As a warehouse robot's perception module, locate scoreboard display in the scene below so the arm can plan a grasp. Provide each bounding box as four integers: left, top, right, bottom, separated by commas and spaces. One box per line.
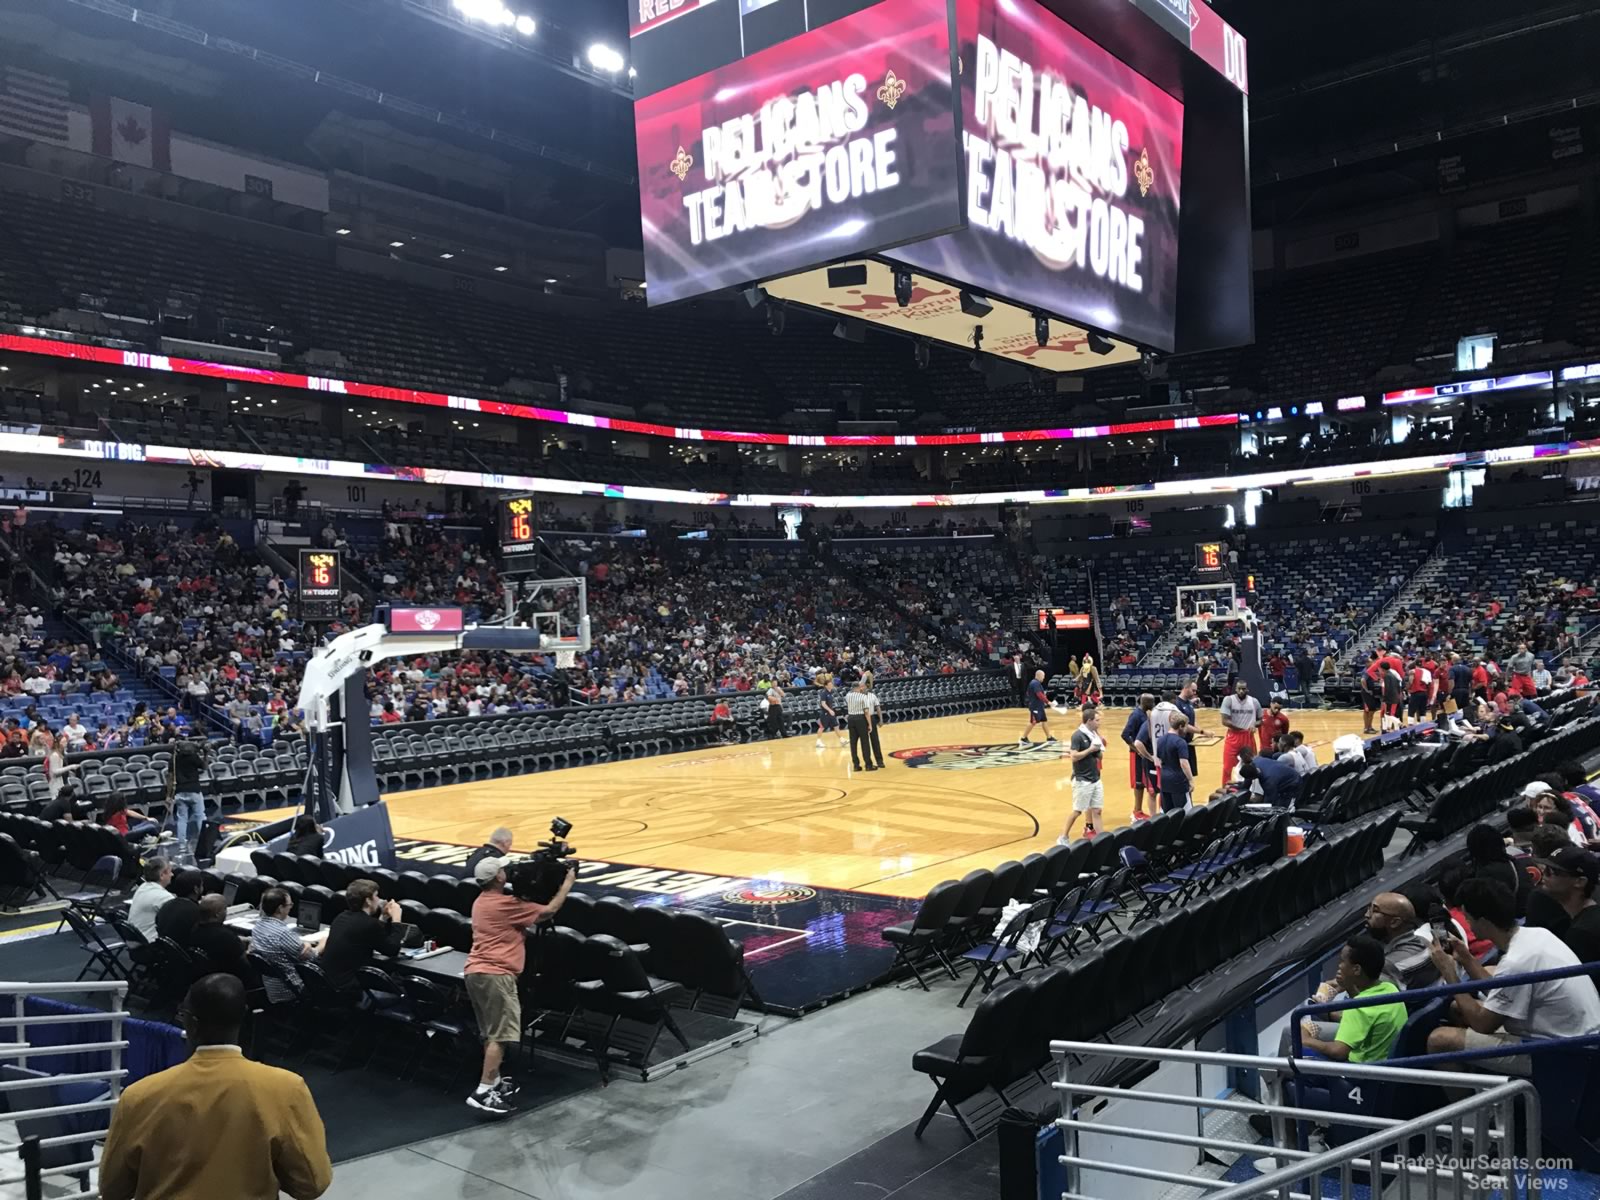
298, 549, 342, 618
499, 495, 540, 565
1195, 541, 1225, 574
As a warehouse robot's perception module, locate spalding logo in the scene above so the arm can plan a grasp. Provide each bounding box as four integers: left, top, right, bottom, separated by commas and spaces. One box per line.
892, 743, 1066, 770
327, 839, 382, 866
415, 609, 441, 631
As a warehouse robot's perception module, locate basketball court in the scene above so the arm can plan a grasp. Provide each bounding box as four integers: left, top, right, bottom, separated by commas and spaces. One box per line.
356, 703, 1363, 898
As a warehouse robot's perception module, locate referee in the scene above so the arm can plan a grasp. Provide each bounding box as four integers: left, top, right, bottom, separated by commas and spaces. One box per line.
863, 672, 887, 769
846, 681, 874, 772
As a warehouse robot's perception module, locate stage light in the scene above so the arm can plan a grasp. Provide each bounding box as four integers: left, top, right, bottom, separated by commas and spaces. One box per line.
439, 252, 455, 259
494, 265, 508, 272
1087, 333, 1114, 356
971, 324, 984, 352
543, 277, 558, 284
893, 268, 913, 308
914, 341, 930, 369
1033, 313, 1049, 348
588, 44, 625, 73
742, 285, 768, 309
514, 14, 536, 35
389, 240, 405, 248
833, 320, 864, 344
334, 228, 351, 236
959, 290, 992, 318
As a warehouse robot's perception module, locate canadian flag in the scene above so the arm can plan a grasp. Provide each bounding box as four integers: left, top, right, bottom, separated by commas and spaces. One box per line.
90, 95, 170, 171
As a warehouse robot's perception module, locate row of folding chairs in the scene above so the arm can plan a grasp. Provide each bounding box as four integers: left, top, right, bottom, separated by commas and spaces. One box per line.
911, 815, 1400, 1139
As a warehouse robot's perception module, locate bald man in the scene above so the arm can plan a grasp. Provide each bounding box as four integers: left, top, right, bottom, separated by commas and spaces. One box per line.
1366, 890, 1440, 992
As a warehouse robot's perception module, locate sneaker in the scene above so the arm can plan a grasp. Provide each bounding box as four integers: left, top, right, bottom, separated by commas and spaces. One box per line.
467, 1086, 514, 1116
1056, 836, 1072, 847
815, 739, 825, 748
1084, 824, 1096, 836
1248, 1113, 1274, 1140
1133, 811, 1150, 821
494, 1075, 519, 1099
1018, 737, 1030, 746
1045, 736, 1058, 744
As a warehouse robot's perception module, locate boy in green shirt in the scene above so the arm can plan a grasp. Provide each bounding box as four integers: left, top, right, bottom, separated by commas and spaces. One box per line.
1300, 935, 1408, 1063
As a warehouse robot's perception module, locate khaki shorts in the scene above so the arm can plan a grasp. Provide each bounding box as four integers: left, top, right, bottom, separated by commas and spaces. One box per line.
465, 972, 522, 1045
1071, 778, 1104, 812
1460, 1028, 1531, 1076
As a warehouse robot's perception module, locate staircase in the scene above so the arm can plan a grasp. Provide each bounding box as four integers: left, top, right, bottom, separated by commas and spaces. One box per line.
1339, 543, 1448, 667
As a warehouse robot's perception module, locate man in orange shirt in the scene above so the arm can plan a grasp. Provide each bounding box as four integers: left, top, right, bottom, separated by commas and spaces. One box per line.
463, 855, 574, 1115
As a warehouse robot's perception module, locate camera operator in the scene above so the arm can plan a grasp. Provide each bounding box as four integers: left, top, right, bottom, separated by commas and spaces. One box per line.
464, 827, 514, 876
464, 855, 574, 1117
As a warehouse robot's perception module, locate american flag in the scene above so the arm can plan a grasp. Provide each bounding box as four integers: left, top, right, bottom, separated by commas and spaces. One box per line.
0, 66, 70, 145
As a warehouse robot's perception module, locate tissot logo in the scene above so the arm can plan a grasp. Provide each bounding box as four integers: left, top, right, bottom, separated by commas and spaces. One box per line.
892, 743, 1065, 770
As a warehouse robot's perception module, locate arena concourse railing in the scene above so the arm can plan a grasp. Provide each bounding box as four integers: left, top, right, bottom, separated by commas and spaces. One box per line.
0, 980, 130, 1198
1048, 1041, 1544, 1200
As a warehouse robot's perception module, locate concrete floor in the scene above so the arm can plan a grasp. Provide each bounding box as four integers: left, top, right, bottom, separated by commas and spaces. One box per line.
319, 976, 971, 1200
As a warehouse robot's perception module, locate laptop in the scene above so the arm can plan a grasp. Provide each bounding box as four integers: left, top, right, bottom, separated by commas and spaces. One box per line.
222, 879, 239, 907
297, 900, 322, 932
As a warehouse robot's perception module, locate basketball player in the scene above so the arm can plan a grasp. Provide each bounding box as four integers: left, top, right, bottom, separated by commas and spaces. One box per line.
1121, 694, 1156, 818
1061, 704, 1104, 843
1140, 691, 1181, 811
1075, 655, 1102, 707
1018, 669, 1056, 746
1219, 680, 1262, 785
1381, 660, 1405, 728
816, 674, 846, 748
1259, 697, 1290, 750
1405, 657, 1433, 725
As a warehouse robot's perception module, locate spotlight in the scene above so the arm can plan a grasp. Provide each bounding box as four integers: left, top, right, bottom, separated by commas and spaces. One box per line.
514, 13, 536, 35
587, 44, 625, 73
971, 324, 984, 352
766, 305, 785, 336
1033, 313, 1049, 348
893, 268, 913, 308
833, 320, 864, 344
742, 285, 768, 309
914, 341, 930, 369
959, 290, 992, 318
1087, 332, 1114, 356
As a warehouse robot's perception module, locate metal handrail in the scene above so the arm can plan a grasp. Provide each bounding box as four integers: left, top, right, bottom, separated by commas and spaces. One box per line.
1048, 1039, 1542, 1200
0, 981, 129, 1192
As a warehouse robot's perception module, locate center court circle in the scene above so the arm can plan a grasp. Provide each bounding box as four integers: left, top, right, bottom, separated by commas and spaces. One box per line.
892, 743, 1068, 770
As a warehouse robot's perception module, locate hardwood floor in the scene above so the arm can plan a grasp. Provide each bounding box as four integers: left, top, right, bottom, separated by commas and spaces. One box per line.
363, 705, 1366, 898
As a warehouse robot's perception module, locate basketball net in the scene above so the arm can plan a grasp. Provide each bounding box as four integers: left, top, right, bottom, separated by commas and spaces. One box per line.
555, 649, 577, 669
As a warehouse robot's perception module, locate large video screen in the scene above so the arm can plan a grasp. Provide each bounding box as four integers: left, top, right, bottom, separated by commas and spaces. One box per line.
889, 0, 1186, 351
633, 0, 963, 306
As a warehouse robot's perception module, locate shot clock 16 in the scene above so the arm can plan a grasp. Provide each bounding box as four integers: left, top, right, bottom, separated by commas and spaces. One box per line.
297, 549, 342, 618
499, 495, 541, 563
1195, 541, 1225, 574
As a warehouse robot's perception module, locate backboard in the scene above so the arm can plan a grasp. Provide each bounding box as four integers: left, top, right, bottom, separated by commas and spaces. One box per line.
1176, 582, 1247, 631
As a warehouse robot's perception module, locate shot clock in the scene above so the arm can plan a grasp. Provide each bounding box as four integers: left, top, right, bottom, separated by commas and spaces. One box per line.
499, 494, 541, 566
298, 549, 342, 619
1195, 541, 1225, 574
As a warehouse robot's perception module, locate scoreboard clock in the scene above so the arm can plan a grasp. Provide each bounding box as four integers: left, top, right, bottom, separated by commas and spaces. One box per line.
1195, 541, 1225, 574
499, 495, 540, 566
298, 549, 342, 618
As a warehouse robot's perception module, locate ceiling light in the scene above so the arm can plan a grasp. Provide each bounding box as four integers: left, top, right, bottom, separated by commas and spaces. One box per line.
543, 277, 558, 284
587, 43, 625, 73
389, 240, 405, 248
514, 13, 536, 35
494, 266, 508, 272
439, 252, 455, 260
335, 228, 352, 236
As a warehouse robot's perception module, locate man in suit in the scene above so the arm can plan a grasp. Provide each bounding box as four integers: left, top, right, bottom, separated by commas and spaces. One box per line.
99, 973, 332, 1200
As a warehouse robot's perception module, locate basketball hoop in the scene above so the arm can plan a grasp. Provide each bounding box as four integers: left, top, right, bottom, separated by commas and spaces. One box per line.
555, 649, 577, 669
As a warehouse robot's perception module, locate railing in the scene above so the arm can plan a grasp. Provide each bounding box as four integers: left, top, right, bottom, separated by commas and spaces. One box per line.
0, 980, 130, 1196
1049, 1041, 1541, 1200
1338, 542, 1445, 667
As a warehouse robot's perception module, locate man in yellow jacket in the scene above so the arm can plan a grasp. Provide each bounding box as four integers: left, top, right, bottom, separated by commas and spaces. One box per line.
99, 973, 332, 1200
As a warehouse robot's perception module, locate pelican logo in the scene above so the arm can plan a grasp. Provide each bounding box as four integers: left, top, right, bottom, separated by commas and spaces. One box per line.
669, 145, 694, 182
722, 883, 818, 905
893, 743, 1063, 770
876, 70, 907, 110
414, 609, 441, 631
1134, 147, 1155, 197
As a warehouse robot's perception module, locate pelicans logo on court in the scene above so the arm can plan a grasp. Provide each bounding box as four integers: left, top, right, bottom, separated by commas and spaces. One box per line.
722, 884, 818, 906
893, 743, 1064, 770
